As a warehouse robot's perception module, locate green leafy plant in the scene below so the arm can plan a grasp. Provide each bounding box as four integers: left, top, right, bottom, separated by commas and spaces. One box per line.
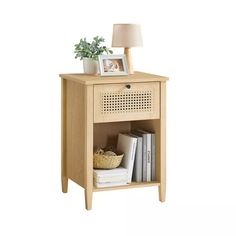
74, 36, 113, 60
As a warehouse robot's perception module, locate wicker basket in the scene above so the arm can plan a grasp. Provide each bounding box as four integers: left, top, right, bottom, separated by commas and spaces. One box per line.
93, 150, 124, 169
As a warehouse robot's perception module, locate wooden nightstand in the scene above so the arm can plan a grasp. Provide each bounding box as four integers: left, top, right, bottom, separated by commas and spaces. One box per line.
60, 72, 168, 210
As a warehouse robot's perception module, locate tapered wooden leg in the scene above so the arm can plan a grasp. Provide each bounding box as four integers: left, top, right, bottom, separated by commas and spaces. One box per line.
62, 176, 68, 193
85, 188, 93, 210
159, 184, 166, 202
158, 82, 166, 202
61, 78, 68, 193
84, 85, 94, 210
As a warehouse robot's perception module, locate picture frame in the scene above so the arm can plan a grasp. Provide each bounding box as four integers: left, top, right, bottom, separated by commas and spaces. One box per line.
98, 54, 129, 76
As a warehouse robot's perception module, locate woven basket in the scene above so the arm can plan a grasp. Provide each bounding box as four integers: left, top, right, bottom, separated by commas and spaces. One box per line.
93, 153, 124, 169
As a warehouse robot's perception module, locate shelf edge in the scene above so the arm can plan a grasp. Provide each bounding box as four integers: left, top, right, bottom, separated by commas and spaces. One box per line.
93, 181, 160, 192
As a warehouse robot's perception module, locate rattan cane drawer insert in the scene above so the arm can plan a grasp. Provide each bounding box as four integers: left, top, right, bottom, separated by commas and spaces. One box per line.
94, 82, 160, 123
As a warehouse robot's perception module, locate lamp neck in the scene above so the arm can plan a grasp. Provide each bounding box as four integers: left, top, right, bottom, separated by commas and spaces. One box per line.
124, 48, 134, 74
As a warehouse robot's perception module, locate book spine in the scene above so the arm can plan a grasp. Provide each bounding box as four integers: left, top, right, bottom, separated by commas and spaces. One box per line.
133, 137, 142, 182
151, 133, 156, 181
142, 134, 147, 182
146, 134, 151, 182
127, 139, 137, 183
137, 137, 143, 182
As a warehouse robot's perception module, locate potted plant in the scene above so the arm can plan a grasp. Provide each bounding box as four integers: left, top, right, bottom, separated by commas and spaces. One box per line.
74, 36, 113, 74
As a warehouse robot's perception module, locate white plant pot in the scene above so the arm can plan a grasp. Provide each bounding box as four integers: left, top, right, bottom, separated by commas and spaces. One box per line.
83, 58, 98, 74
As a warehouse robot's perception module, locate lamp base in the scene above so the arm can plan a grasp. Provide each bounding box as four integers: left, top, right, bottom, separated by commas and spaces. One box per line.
124, 48, 134, 74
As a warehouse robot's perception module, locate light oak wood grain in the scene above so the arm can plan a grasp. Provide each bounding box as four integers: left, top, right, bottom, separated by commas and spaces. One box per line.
84, 85, 94, 210
94, 181, 160, 192
61, 78, 68, 193
66, 80, 85, 187
159, 82, 166, 202
60, 71, 168, 85
124, 48, 134, 74
60, 72, 168, 209
94, 122, 131, 149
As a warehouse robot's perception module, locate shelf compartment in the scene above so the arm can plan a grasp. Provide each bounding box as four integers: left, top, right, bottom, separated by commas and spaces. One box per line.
93, 120, 161, 184
93, 181, 160, 192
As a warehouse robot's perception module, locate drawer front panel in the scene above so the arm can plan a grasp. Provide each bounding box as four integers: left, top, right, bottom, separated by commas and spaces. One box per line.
94, 82, 160, 123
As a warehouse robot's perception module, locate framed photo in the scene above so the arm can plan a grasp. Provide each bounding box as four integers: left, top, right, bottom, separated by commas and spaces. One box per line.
98, 54, 129, 76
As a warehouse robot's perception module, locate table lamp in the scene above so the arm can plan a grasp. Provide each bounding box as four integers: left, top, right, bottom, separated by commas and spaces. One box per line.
112, 24, 143, 74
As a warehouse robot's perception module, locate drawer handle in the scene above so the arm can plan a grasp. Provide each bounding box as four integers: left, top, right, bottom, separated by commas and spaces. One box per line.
125, 84, 131, 89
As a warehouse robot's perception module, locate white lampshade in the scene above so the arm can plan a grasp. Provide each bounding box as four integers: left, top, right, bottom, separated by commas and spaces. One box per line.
112, 24, 143, 48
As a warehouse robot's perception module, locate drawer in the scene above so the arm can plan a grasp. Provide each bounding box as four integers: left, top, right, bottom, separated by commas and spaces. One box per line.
93, 82, 160, 123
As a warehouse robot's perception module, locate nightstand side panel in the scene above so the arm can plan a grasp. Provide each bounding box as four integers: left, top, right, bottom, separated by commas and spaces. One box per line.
66, 80, 86, 188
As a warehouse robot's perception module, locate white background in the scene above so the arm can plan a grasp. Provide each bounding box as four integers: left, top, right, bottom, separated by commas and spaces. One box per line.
0, 0, 236, 235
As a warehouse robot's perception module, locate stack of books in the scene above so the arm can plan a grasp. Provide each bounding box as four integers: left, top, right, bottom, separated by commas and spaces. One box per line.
116, 130, 156, 183
93, 167, 128, 188
93, 130, 156, 188
130, 130, 156, 182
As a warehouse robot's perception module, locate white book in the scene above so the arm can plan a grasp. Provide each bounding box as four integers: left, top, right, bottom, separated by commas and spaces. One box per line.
117, 133, 137, 183
129, 133, 143, 182
94, 174, 128, 183
93, 167, 128, 186
94, 181, 128, 188
93, 167, 128, 177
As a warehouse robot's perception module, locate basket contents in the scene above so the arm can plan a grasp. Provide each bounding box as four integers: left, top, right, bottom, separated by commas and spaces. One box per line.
93, 148, 124, 169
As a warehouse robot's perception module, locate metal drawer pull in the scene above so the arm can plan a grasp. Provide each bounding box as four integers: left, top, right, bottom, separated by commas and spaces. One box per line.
125, 84, 131, 89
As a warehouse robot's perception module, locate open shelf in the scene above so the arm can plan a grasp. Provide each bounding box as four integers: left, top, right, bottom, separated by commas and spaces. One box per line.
93, 120, 160, 189
93, 181, 160, 192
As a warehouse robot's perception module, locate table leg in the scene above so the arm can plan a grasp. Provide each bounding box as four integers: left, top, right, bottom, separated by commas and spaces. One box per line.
84, 85, 93, 210
61, 78, 68, 193
159, 82, 166, 202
